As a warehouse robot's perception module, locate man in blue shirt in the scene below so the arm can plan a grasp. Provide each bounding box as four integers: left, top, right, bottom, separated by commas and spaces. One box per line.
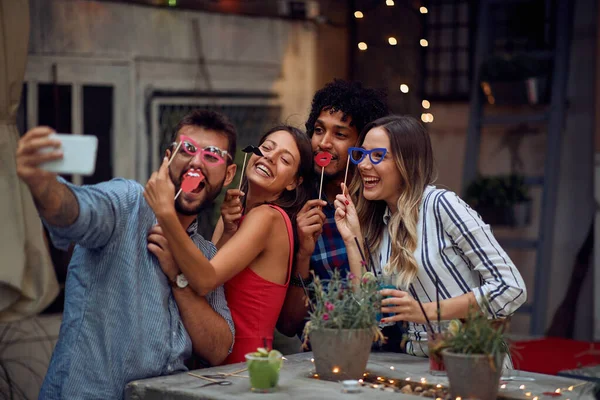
16, 110, 238, 399
277, 79, 389, 337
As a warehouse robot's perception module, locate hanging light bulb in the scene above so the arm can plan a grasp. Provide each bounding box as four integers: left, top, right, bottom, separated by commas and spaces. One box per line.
422, 99, 431, 109
420, 6, 428, 14
400, 84, 409, 93
358, 42, 368, 51
420, 39, 429, 47
388, 37, 398, 45
354, 11, 364, 19
386, 0, 395, 5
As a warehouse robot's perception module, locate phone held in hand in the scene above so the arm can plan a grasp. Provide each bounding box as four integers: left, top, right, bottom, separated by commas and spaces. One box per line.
39, 134, 99, 176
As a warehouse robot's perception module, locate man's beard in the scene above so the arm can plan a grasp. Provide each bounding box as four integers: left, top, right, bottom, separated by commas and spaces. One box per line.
174, 180, 224, 216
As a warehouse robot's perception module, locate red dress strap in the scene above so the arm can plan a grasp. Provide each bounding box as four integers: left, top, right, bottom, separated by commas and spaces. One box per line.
266, 204, 294, 286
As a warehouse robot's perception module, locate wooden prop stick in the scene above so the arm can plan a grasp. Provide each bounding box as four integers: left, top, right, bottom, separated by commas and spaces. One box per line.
188, 372, 219, 383
238, 153, 249, 191
168, 140, 183, 167
318, 166, 325, 200
342, 157, 351, 196
314, 152, 332, 201
174, 188, 182, 200
238, 146, 263, 191
298, 272, 314, 312
227, 367, 248, 375
409, 285, 436, 339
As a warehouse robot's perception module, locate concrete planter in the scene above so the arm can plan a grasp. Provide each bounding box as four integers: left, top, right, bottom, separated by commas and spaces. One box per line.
309, 328, 373, 380
442, 350, 505, 400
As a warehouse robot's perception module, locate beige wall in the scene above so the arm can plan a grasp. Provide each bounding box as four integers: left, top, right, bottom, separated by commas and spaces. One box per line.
27, 0, 319, 180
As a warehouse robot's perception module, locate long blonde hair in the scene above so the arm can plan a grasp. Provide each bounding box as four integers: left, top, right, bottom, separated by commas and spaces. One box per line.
349, 115, 435, 289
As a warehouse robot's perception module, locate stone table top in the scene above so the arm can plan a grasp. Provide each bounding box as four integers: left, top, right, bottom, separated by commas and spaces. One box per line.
126, 352, 594, 400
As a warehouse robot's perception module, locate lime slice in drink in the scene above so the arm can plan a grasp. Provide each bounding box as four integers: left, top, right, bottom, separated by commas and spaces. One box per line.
448, 319, 462, 336
256, 347, 269, 356
268, 350, 283, 368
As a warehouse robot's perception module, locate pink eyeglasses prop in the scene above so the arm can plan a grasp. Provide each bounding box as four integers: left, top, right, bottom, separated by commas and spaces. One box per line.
169, 135, 231, 167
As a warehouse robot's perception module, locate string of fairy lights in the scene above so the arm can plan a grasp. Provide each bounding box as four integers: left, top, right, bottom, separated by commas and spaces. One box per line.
354, 1, 434, 124
308, 358, 589, 399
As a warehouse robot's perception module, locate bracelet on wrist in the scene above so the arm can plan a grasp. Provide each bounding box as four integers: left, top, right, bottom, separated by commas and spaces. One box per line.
290, 274, 313, 288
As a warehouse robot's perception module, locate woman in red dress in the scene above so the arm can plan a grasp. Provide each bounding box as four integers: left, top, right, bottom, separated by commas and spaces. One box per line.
145, 126, 313, 363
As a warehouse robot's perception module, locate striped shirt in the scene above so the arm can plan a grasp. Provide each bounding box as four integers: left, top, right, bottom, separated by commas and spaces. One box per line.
39, 178, 234, 400
376, 186, 526, 357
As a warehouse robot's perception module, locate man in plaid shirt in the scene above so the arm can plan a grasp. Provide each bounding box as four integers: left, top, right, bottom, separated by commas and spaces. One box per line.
277, 79, 388, 337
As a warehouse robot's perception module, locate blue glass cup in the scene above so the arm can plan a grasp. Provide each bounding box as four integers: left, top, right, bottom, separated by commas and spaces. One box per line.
377, 274, 396, 327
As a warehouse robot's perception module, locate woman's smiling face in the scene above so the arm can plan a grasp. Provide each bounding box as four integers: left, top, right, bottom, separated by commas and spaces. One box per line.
246, 130, 302, 194
358, 127, 402, 208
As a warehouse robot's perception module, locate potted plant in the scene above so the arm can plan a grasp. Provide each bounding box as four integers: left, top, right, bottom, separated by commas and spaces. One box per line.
303, 270, 382, 381
464, 174, 532, 227
480, 53, 552, 105
432, 307, 510, 400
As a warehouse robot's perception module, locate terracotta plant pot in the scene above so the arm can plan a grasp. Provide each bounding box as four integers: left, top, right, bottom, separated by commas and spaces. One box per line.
442, 350, 505, 400
309, 328, 373, 380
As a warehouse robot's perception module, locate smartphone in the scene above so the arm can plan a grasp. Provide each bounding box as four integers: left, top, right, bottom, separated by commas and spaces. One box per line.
39, 134, 99, 176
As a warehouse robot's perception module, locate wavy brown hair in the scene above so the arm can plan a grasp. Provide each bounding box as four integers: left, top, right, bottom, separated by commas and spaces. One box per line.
349, 115, 435, 288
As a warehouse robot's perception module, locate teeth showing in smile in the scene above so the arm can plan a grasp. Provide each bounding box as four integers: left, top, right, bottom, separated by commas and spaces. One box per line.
363, 177, 380, 186
255, 164, 271, 177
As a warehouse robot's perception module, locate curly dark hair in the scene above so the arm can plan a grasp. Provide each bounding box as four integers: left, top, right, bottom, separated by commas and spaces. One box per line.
305, 79, 389, 137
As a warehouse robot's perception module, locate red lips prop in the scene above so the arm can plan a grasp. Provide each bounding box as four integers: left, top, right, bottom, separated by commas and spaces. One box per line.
181, 170, 205, 193
315, 152, 333, 168
315, 152, 333, 200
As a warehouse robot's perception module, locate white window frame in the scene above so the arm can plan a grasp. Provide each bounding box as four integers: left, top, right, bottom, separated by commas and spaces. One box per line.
24, 55, 135, 184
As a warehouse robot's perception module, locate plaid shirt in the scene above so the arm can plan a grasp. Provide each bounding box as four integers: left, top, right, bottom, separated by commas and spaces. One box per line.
310, 197, 350, 280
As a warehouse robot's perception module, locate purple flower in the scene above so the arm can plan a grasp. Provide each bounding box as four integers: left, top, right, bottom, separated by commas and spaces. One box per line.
323, 313, 330, 321
348, 272, 356, 280
325, 302, 335, 311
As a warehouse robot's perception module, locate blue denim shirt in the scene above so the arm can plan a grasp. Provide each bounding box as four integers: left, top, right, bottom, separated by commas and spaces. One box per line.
39, 178, 233, 400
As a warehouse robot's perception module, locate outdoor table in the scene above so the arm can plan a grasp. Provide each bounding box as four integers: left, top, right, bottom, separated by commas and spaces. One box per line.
126, 352, 594, 399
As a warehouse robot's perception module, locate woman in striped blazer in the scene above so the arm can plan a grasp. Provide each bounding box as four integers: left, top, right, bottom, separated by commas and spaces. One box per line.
333, 115, 527, 358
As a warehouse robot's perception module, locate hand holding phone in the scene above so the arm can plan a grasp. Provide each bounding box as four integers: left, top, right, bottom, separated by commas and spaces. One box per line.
39, 134, 98, 176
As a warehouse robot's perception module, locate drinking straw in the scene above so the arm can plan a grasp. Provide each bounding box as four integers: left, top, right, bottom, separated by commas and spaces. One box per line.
409, 284, 436, 339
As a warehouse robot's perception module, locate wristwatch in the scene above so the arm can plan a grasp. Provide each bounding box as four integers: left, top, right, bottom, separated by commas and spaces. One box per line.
170, 273, 189, 289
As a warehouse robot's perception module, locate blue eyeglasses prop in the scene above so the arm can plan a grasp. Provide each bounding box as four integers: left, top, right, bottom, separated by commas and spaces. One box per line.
348, 147, 388, 165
